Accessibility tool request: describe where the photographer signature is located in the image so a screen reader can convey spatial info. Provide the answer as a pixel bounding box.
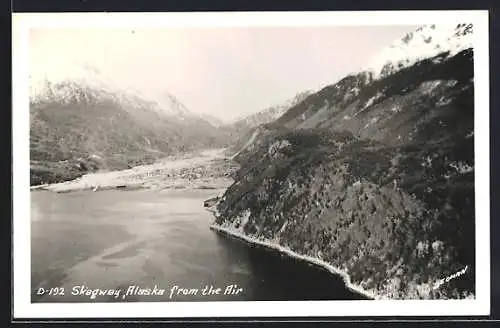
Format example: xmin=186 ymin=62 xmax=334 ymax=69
xmin=433 ymin=266 xmax=469 ymax=290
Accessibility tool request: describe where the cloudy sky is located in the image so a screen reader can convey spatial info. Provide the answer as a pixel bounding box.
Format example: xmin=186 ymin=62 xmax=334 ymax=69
xmin=30 ymin=25 xmax=417 ymax=122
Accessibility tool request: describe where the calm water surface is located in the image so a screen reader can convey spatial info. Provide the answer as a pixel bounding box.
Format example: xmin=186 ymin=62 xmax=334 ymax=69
xmin=31 ymin=189 xmax=367 ymax=302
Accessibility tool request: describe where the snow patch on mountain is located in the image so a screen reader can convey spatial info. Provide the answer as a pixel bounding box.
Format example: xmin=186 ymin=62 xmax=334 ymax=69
xmin=30 ymin=61 xmax=108 ymax=98
xmin=365 ymin=23 xmax=473 ymax=80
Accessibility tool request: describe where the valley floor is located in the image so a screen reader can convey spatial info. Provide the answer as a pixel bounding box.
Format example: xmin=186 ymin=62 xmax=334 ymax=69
xmin=31 ymin=148 xmax=236 ymax=193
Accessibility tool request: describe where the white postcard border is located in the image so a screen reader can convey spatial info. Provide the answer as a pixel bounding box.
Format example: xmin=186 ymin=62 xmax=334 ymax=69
xmin=12 ymin=10 xmax=490 ymax=318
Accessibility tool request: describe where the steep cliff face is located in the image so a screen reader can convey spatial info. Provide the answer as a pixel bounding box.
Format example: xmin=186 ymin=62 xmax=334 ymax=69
xmin=211 ymin=24 xmax=475 ymax=300
xmin=214 ymin=128 xmax=474 ymax=299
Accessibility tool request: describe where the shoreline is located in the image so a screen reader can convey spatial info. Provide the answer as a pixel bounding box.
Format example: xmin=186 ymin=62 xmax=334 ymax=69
xmin=30 ymin=180 xmax=230 ymax=193
xmin=209 ymin=223 xmax=380 ymax=301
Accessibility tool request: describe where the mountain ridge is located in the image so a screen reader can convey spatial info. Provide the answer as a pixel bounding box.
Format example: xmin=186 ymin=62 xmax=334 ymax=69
xmin=228 ymin=90 xmax=313 ymax=127
xmin=211 ymin=23 xmax=476 ymax=300
xmin=224 ymin=90 xmax=313 ymax=155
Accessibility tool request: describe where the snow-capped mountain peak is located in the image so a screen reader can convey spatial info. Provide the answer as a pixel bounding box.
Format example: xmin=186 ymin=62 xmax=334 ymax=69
xmin=365 ymin=23 xmax=473 ymax=80
xmin=30 ymin=61 xmax=112 ymax=101
xmin=30 ymin=61 xmax=201 ymax=120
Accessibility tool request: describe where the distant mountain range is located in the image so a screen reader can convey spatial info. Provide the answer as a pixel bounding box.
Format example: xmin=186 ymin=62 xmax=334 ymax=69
xmin=229 ymin=91 xmax=312 ymax=129
xmin=30 ymin=63 xmax=219 ymax=123
xmin=29 ymin=58 xmax=316 ymax=185
xmin=199 ymin=113 xmax=225 ymax=127
xmin=29 ymin=64 xmax=229 ymax=185
xmin=212 ymin=23 xmax=476 ymax=300
xmin=223 ymin=91 xmax=313 ymax=156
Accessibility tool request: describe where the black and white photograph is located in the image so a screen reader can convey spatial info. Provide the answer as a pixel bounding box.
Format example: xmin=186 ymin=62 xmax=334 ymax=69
xmin=12 ymin=10 xmax=490 ymax=318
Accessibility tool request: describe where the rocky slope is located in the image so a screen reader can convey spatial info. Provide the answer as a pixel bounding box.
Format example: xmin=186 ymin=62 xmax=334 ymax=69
xmin=210 ymin=23 xmax=475 ymax=300
xmin=30 ymin=65 xmax=229 ymax=185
